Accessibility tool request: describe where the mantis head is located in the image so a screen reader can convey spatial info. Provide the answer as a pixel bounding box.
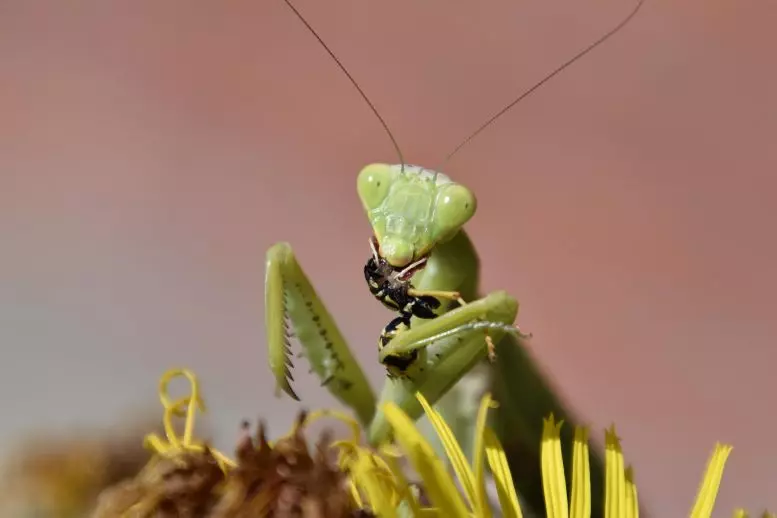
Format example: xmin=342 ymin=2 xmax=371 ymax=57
xmin=357 ymin=163 xmax=477 ymax=268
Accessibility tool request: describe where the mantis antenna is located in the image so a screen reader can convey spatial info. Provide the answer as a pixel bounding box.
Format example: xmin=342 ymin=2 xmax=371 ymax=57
xmin=441 ymin=0 xmax=647 ymax=167
xmin=281 ymin=0 xmax=406 ymax=173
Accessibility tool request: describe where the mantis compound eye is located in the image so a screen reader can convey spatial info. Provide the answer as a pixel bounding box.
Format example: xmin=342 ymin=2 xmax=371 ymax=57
xmin=431 ymin=184 xmax=477 ymax=242
xmin=357 ymin=163 xmax=396 ymax=213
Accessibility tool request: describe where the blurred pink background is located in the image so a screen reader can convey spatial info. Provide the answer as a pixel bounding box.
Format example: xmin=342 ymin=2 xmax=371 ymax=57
xmin=1 ymin=0 xmax=775 ymax=515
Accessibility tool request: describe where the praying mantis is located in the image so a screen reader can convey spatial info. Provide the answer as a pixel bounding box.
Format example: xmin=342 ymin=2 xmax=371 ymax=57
xmin=266 ymin=165 xmax=524 ymax=444
xmin=265 ymin=4 xmax=646 ymax=509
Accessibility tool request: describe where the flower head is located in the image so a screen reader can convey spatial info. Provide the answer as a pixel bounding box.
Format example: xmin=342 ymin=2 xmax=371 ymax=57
xmin=92 ymin=368 xmax=767 ymax=518
xmin=93 ymin=368 xmax=373 ymax=517
xmin=381 ymin=392 xmax=752 ymax=518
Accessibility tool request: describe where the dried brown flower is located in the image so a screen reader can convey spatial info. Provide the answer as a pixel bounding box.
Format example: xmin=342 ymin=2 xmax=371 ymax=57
xmin=88 ymin=369 xmax=373 ymax=517
xmin=91 ymin=449 xmax=225 ymax=518
xmin=91 ymin=413 xmax=373 ymax=518
xmin=212 ymin=413 xmax=366 ymax=518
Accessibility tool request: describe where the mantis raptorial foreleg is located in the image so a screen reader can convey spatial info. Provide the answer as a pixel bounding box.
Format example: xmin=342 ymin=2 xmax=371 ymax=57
xmin=368 ymin=288 xmax=521 ymax=443
xmin=265 ymin=242 xmax=376 ymax=426
xmin=406 ymin=288 xmax=467 ymax=308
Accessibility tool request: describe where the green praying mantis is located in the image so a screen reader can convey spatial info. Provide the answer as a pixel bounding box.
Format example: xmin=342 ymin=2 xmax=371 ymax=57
xmin=266 ymin=0 xmax=646 ymax=453
xmin=265 ymin=164 xmax=518 ymax=443
xmin=266 ymin=166 xmax=526 ymax=444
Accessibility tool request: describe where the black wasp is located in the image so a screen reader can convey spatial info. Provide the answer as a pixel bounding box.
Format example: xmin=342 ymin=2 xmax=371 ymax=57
xmin=364 ymin=237 xmax=464 ymax=377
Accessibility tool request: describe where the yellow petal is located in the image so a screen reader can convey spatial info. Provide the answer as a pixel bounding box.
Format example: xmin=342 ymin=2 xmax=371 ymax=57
xmin=331 ymin=441 xmax=365 ymax=508
xmin=569 ymin=426 xmax=591 ymax=518
xmin=348 ymin=480 xmax=364 ymax=509
xmin=145 ymin=368 xmax=235 ymax=471
xmin=303 ymin=408 xmax=363 ymax=444
xmin=732 ymin=510 xmax=749 ymax=518
xmin=624 ymin=466 xmax=639 ymax=518
xmin=604 ymin=426 xmax=626 ymax=518
xmin=483 ymin=427 xmax=523 ymax=518
xmin=473 ymin=394 xmax=498 ymax=518
xmin=381 ymin=401 xmax=470 ymax=518
xmin=416 ymin=392 xmax=481 ymax=515
xmin=690 ymin=443 xmax=733 ymax=518
xmin=380 ymin=446 xmax=423 ymax=516
xmin=350 ymin=448 xmax=398 ymax=518
xmin=541 ymin=415 xmax=569 ymax=518
xmin=157 ymin=368 xmax=205 ymax=447
xmin=333 ymin=440 xmax=400 ymax=510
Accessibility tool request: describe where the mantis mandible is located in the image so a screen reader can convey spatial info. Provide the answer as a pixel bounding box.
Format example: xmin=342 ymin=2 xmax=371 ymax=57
xmin=266 ymin=0 xmax=646 ymax=452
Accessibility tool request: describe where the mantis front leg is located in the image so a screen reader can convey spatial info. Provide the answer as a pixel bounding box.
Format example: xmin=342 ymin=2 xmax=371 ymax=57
xmin=265 ymin=242 xmax=376 ymax=426
xmin=406 ymin=288 xmax=467 ymax=309
xmin=368 ymin=288 xmax=522 ymax=444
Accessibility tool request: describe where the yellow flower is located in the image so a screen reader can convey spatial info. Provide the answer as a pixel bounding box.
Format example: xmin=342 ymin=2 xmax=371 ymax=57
xmin=373 ymin=391 xmax=764 ymax=518
xmin=97 ymin=368 xmax=767 ymax=518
